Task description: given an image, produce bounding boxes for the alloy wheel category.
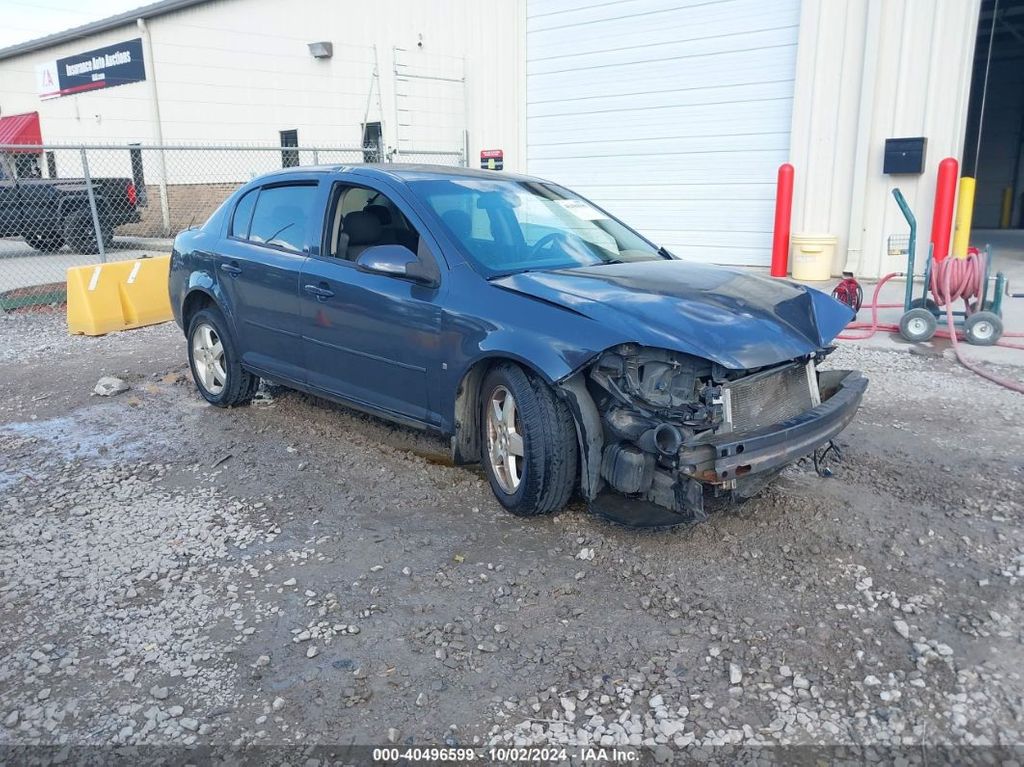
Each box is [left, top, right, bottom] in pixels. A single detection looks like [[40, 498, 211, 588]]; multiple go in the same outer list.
[[191, 322, 227, 395], [486, 385, 525, 493]]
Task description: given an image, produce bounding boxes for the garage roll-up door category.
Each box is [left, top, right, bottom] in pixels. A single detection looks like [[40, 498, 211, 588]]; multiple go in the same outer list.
[[526, 0, 801, 266]]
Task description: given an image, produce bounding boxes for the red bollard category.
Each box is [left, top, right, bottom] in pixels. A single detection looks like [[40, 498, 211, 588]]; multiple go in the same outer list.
[[931, 157, 958, 262], [770, 163, 794, 277]]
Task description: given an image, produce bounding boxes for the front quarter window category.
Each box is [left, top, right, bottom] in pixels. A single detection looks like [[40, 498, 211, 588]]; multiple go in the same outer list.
[[409, 177, 664, 277]]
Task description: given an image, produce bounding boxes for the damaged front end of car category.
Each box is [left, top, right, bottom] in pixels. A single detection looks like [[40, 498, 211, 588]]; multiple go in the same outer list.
[[558, 344, 868, 527]]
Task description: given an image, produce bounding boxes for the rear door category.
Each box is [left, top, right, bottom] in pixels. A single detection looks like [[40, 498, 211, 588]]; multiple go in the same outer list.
[[216, 180, 316, 383]]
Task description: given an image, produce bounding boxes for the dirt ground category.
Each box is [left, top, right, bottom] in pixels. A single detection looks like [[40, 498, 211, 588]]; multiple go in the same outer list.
[[1, 310, 1022, 755]]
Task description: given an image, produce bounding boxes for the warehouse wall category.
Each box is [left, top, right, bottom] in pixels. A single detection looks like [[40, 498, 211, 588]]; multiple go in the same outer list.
[[0, 0, 523, 166], [788, 0, 980, 279], [524, 0, 802, 267]]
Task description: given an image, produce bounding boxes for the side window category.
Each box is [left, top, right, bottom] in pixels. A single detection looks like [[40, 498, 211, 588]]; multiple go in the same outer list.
[[324, 184, 421, 261], [247, 184, 316, 252], [230, 188, 258, 238]]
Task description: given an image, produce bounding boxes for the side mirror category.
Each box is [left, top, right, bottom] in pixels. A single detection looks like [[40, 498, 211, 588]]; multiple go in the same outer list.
[[355, 244, 438, 287]]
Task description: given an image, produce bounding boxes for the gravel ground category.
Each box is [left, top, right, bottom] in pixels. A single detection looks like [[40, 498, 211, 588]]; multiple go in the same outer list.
[[1, 310, 1022, 755]]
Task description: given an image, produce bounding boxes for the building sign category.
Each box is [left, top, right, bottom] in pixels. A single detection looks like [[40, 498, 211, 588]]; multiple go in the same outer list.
[[36, 38, 146, 100], [480, 149, 503, 171]]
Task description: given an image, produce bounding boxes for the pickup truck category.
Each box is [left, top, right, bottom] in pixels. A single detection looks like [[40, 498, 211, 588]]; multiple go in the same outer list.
[[0, 153, 142, 254]]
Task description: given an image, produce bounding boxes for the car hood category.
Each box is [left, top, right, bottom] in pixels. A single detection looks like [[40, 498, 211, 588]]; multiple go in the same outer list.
[[491, 260, 853, 370]]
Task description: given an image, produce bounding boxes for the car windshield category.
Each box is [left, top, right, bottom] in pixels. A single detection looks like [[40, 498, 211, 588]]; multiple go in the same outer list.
[[407, 177, 667, 277]]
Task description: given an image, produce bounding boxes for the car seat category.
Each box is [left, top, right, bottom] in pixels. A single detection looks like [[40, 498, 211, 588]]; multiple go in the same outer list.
[[343, 210, 382, 260]]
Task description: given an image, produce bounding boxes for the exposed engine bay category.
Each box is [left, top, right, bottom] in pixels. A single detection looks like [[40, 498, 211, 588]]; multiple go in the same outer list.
[[582, 343, 836, 523]]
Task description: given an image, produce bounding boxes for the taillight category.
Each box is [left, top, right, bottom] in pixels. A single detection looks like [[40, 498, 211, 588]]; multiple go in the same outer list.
[[126, 182, 137, 206]]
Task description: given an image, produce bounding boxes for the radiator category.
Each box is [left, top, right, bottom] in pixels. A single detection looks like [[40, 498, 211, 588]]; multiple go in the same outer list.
[[722, 362, 819, 433]]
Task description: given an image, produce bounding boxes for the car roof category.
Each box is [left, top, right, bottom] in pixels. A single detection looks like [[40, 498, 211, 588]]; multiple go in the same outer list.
[[255, 163, 544, 185]]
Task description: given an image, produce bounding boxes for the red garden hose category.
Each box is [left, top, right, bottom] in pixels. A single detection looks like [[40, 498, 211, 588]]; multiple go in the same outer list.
[[836, 262, 1024, 393], [937, 256, 1024, 393]]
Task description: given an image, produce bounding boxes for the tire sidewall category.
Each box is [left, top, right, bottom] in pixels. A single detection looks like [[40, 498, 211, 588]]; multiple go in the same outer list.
[[966, 313, 1001, 346], [187, 307, 242, 406], [64, 210, 99, 255], [900, 309, 936, 342]]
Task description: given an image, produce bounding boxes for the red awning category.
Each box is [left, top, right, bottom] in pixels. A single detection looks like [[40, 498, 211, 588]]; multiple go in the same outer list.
[[0, 112, 42, 153]]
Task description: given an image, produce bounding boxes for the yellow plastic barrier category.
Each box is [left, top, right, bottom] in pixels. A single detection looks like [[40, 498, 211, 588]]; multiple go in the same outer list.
[[67, 255, 173, 336]]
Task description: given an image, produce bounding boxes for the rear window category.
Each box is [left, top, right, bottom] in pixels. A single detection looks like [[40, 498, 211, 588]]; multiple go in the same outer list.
[[245, 184, 316, 252]]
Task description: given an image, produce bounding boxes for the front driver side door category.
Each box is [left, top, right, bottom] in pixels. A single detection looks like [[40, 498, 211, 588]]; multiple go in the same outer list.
[[299, 180, 444, 425]]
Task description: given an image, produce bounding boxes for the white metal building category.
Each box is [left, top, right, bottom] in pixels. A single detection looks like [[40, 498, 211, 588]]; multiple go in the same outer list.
[[0, 0, 523, 160], [0, 0, 1013, 279]]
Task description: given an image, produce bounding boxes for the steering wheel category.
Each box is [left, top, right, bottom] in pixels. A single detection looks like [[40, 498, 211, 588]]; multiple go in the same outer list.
[[527, 231, 591, 261]]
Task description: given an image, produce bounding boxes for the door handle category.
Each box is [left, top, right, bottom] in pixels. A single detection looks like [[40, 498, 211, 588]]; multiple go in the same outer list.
[[303, 283, 335, 300], [220, 263, 242, 276]]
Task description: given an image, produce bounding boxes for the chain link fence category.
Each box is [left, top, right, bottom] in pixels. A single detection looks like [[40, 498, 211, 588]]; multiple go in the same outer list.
[[0, 142, 465, 312]]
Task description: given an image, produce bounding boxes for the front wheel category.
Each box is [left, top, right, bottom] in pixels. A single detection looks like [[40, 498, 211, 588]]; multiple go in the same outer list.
[[479, 364, 578, 517], [899, 308, 937, 343], [187, 307, 260, 407]]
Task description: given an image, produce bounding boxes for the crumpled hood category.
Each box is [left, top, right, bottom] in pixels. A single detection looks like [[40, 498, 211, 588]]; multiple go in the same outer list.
[[492, 260, 853, 370]]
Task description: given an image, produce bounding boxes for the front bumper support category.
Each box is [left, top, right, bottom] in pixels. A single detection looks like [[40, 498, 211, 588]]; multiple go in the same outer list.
[[678, 369, 868, 484]]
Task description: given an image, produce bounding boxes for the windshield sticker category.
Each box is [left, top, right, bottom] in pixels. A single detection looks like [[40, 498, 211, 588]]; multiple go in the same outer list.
[[555, 199, 608, 221]]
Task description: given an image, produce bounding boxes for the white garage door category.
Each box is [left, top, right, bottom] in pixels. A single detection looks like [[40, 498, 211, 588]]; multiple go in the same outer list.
[[526, 0, 801, 266]]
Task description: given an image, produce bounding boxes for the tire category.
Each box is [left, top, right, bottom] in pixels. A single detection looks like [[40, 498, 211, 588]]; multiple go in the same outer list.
[[63, 209, 111, 255], [964, 311, 1003, 346], [25, 233, 65, 252], [479, 363, 578, 517], [909, 297, 939, 313], [187, 307, 260, 407], [899, 308, 937, 343]]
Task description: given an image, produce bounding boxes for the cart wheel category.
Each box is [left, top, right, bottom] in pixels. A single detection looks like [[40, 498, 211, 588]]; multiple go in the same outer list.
[[964, 311, 1003, 346], [899, 308, 937, 343], [909, 297, 940, 313]]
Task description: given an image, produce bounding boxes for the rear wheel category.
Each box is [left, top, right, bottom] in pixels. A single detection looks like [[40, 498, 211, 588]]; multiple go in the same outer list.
[[479, 364, 577, 517], [187, 307, 260, 407], [25, 233, 65, 252], [964, 311, 1003, 346], [63, 209, 111, 255]]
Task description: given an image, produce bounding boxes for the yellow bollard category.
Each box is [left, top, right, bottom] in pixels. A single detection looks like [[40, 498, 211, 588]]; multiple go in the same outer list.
[[1000, 186, 1013, 229], [952, 176, 976, 259]]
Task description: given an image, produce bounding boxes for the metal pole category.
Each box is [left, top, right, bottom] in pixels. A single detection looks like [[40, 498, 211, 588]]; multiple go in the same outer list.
[[313, 149, 319, 165], [81, 147, 106, 262], [138, 18, 170, 236]]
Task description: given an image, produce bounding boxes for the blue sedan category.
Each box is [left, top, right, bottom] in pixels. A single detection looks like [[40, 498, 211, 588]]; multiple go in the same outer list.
[[169, 165, 865, 526]]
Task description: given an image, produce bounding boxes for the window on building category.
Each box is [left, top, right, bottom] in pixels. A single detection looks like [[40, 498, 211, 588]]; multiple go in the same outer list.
[[362, 122, 382, 163], [280, 129, 299, 168], [247, 184, 316, 252], [45, 151, 57, 179], [129, 145, 146, 204]]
